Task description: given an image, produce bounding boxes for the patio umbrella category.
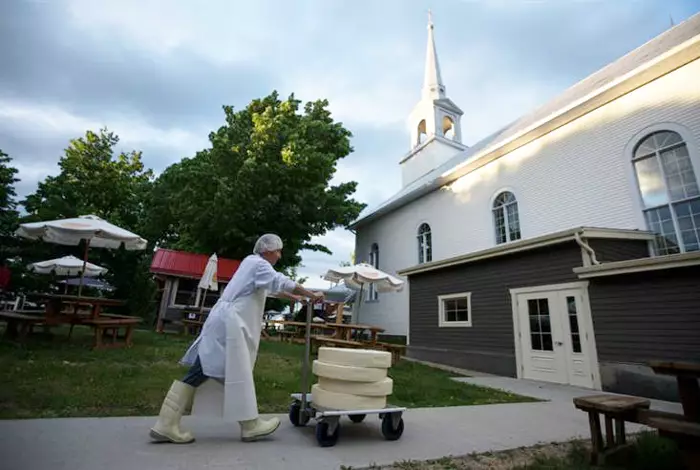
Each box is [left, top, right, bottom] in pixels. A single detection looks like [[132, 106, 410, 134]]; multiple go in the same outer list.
[[197, 253, 218, 313], [28, 255, 108, 277], [323, 263, 405, 324], [15, 214, 147, 296]]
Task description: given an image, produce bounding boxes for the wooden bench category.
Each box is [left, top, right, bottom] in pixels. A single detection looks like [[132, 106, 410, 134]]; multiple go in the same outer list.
[[573, 394, 651, 464], [310, 335, 364, 353], [373, 342, 407, 365], [82, 317, 142, 349], [0, 311, 45, 341]]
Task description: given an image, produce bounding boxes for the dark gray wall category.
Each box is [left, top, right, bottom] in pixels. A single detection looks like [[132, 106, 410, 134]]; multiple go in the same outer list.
[[588, 265, 700, 400], [587, 238, 650, 263], [407, 241, 584, 376]]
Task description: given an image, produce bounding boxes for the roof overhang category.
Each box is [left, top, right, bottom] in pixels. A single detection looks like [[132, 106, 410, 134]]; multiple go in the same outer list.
[[574, 251, 700, 279], [350, 31, 700, 230], [398, 227, 655, 277]]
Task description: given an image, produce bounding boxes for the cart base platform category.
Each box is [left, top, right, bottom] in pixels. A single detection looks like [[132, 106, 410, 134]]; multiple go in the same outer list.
[[289, 392, 406, 447]]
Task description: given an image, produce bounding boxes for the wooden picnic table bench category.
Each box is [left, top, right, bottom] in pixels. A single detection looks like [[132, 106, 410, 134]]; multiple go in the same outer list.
[[372, 342, 407, 365], [573, 394, 651, 464], [310, 335, 365, 353], [0, 310, 45, 341], [82, 316, 142, 349]]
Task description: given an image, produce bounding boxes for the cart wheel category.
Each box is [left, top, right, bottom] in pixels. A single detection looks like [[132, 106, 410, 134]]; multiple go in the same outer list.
[[381, 413, 404, 441], [288, 402, 310, 427], [349, 414, 366, 423], [315, 421, 340, 447]]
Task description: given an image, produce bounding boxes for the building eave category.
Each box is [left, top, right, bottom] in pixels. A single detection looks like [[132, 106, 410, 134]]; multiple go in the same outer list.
[[574, 251, 700, 279], [397, 227, 656, 277]]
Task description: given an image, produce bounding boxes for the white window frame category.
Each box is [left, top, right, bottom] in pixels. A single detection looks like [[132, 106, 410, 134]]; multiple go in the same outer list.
[[625, 123, 700, 256], [437, 292, 472, 327], [630, 129, 700, 255], [491, 190, 521, 245], [368, 243, 379, 302], [417, 222, 432, 264]]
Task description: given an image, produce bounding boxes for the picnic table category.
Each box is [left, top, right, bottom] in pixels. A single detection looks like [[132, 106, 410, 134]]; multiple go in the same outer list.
[[2, 293, 141, 349], [648, 360, 700, 422]]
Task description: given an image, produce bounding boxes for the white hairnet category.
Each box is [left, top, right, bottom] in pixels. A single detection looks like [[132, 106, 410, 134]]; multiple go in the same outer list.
[[253, 233, 284, 254]]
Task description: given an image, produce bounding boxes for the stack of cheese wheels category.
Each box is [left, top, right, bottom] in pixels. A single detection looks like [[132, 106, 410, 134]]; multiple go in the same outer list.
[[311, 347, 393, 410]]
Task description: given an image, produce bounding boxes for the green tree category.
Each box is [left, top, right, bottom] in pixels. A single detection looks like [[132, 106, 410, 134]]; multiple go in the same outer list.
[[145, 91, 366, 273], [0, 150, 20, 265], [21, 129, 157, 318]]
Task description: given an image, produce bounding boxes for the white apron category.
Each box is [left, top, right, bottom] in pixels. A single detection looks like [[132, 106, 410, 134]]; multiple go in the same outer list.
[[180, 285, 268, 423]]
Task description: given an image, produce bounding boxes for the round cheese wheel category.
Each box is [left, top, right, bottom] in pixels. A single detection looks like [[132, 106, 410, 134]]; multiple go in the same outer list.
[[312, 360, 388, 382], [311, 384, 387, 411], [318, 376, 393, 397], [318, 347, 392, 369]]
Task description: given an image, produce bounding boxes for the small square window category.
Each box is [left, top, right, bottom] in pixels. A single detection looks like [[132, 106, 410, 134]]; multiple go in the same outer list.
[[438, 293, 472, 327]]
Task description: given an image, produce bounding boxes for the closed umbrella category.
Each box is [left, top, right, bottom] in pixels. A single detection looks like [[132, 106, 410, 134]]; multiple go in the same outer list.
[[197, 253, 218, 313]]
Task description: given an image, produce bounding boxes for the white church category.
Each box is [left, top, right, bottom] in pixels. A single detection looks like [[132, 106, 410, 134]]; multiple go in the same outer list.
[[349, 12, 700, 398]]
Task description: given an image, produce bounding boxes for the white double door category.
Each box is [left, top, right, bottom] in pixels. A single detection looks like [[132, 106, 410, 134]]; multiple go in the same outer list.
[[512, 283, 599, 389]]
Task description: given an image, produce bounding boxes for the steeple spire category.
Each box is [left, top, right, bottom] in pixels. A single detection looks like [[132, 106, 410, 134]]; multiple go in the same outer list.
[[423, 10, 446, 100]]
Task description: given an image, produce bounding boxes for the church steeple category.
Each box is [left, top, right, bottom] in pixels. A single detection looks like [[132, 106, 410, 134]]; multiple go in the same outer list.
[[408, 11, 464, 151], [423, 10, 446, 100]]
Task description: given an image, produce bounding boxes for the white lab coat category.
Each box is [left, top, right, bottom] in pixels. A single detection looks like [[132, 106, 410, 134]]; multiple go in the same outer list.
[[180, 253, 296, 422]]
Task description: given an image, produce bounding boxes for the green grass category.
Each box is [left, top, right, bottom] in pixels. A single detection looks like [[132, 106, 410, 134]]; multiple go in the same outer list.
[[378, 433, 686, 469], [0, 325, 535, 419]]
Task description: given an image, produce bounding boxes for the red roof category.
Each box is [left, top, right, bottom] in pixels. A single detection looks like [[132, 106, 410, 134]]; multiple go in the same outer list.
[[150, 248, 241, 282]]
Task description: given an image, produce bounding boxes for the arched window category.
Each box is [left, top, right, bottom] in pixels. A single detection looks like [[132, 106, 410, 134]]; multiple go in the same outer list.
[[633, 130, 700, 254], [417, 223, 432, 263], [442, 116, 455, 140], [417, 120, 428, 145], [492, 191, 521, 244], [368, 243, 379, 301]]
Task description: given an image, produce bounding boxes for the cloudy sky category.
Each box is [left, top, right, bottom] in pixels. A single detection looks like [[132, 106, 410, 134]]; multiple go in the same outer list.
[[1, 0, 698, 287]]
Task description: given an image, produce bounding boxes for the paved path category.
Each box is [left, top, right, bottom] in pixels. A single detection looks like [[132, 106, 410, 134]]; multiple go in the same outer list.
[[0, 379, 682, 470]]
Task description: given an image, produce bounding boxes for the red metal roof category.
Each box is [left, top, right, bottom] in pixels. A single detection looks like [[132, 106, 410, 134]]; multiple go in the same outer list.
[[150, 248, 241, 282]]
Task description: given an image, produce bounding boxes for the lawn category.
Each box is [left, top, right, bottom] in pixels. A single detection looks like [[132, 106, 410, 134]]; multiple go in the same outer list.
[[376, 432, 686, 470], [0, 326, 536, 419]]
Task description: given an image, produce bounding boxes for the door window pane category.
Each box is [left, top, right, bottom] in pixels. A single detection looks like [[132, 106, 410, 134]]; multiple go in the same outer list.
[[567, 295, 582, 354], [528, 297, 553, 351]]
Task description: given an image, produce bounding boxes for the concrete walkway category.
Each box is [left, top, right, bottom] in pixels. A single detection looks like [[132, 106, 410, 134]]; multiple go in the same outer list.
[[0, 379, 682, 470]]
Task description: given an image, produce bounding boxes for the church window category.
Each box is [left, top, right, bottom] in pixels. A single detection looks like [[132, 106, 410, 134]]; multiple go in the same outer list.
[[492, 191, 521, 244], [417, 223, 432, 263], [368, 243, 379, 301], [632, 130, 700, 254]]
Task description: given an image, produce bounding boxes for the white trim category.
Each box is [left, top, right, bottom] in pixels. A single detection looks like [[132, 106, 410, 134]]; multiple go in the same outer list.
[[437, 292, 472, 328], [398, 227, 656, 276], [509, 281, 590, 296], [574, 250, 700, 278], [577, 283, 603, 390], [509, 281, 600, 389]]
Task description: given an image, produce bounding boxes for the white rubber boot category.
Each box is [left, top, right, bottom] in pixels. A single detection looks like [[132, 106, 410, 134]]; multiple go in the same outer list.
[[239, 416, 281, 442], [149, 380, 196, 444]]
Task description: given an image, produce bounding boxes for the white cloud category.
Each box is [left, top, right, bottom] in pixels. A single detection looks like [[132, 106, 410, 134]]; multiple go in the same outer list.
[[0, 100, 208, 161]]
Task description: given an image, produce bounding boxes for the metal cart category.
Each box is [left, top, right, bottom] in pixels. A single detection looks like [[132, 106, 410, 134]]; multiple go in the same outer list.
[[288, 302, 406, 447]]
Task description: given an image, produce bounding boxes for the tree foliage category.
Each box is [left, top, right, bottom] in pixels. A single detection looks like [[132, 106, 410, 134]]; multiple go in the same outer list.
[[145, 91, 365, 271], [20, 129, 157, 318], [0, 149, 20, 262]]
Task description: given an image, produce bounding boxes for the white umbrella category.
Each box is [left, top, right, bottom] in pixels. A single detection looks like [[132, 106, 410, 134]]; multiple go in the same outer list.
[[323, 263, 405, 325], [16, 214, 147, 296], [15, 214, 147, 250], [323, 263, 405, 293], [28, 255, 108, 277], [197, 253, 218, 312]]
